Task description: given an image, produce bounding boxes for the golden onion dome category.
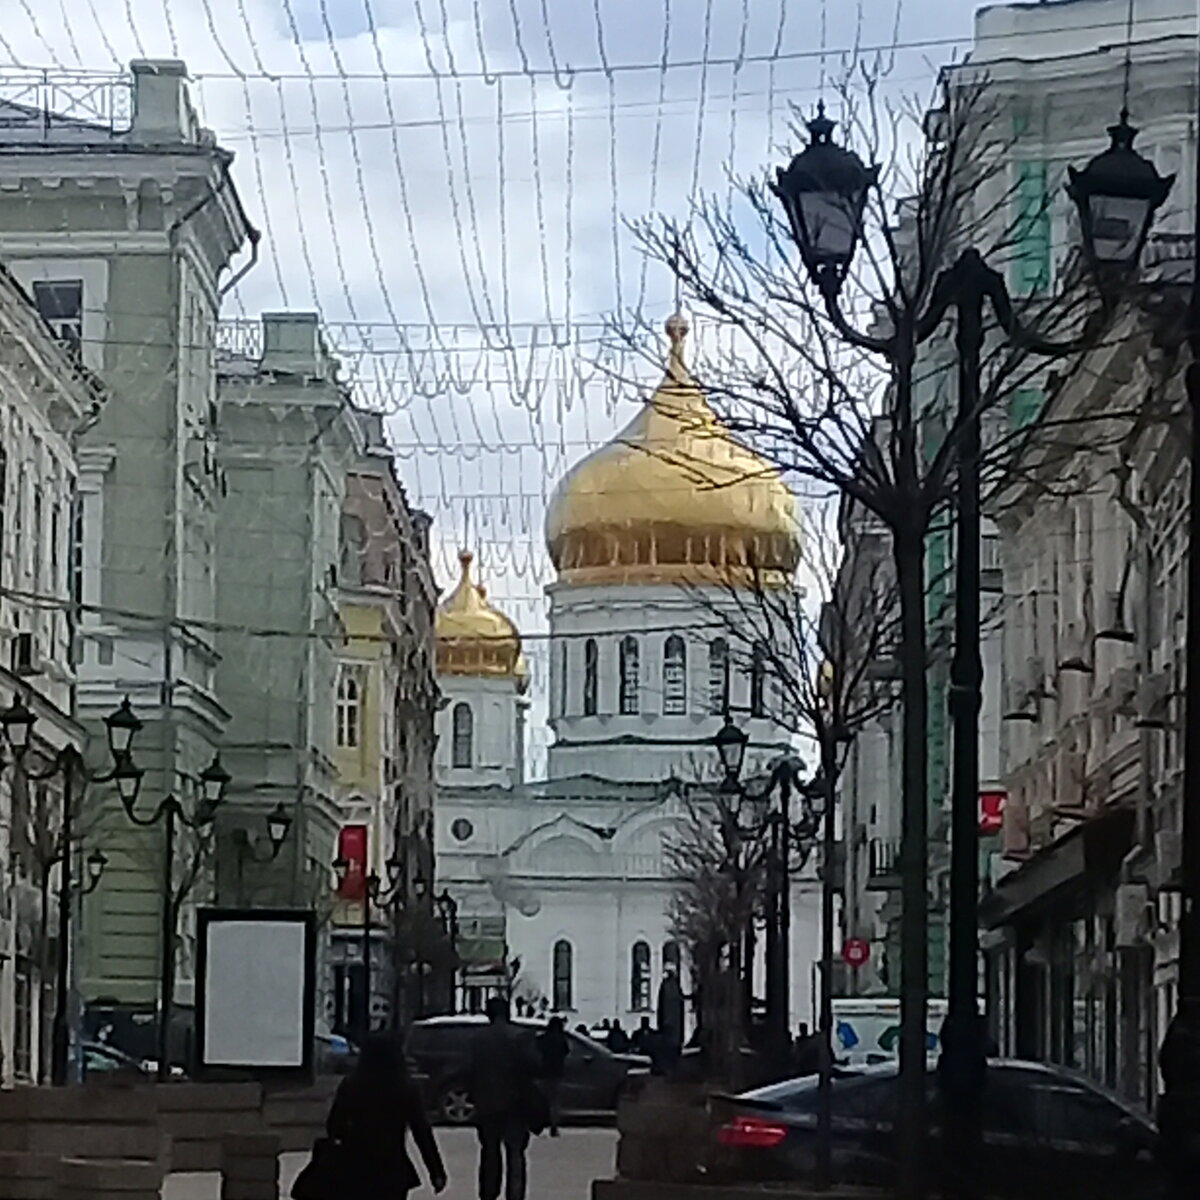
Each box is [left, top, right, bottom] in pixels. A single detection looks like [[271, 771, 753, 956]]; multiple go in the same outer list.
[[435, 551, 525, 684], [545, 315, 800, 586]]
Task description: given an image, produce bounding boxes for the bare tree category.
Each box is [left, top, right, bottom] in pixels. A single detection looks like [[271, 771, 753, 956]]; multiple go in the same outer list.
[[665, 783, 771, 1087], [633, 68, 1107, 1197]]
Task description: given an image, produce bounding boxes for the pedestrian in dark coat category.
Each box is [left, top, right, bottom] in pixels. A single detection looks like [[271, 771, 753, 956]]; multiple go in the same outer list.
[[535, 1015, 570, 1137], [325, 1033, 447, 1197], [469, 997, 542, 1200]]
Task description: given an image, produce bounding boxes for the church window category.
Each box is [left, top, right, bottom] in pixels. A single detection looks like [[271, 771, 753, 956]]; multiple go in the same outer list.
[[619, 636, 640, 715], [663, 940, 681, 976], [336, 669, 361, 749], [583, 637, 598, 716], [552, 939, 573, 1011], [662, 635, 686, 715], [708, 639, 730, 715], [630, 940, 652, 1011], [750, 642, 768, 718], [451, 702, 474, 768]]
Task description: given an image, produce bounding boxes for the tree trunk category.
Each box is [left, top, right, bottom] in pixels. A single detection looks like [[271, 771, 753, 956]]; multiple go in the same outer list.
[[894, 518, 930, 1200]]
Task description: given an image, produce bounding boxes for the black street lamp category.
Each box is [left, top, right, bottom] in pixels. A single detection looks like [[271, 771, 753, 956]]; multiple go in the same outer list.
[[334, 849, 408, 1046], [710, 723, 815, 1055], [775, 103, 1169, 1199], [435, 889, 461, 1014], [1068, 113, 1174, 276], [117, 739, 230, 1082], [714, 717, 749, 791], [0, 694, 140, 1086], [232, 802, 294, 902]]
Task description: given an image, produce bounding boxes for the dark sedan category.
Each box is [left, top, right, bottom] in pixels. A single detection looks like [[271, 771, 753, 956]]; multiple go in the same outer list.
[[408, 1015, 650, 1125], [709, 1058, 1156, 1200]]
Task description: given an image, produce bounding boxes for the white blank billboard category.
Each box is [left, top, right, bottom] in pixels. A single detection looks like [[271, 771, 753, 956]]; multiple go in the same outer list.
[[198, 911, 314, 1072]]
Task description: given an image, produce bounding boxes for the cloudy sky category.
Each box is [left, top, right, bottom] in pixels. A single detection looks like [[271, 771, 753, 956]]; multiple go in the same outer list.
[[1, 0, 992, 766]]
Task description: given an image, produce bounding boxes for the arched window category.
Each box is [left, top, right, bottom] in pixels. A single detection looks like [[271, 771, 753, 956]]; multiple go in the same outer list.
[[583, 637, 599, 716], [336, 669, 361, 748], [663, 940, 681, 976], [750, 642, 768, 718], [552, 939, 573, 1011], [662, 635, 687, 715], [708, 639, 730, 716], [630, 940, 652, 1011], [619, 636, 640, 715], [451, 702, 474, 768]]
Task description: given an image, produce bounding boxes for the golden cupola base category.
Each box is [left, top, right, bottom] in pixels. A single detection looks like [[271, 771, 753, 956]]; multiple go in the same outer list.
[[435, 551, 527, 685], [544, 315, 800, 588]]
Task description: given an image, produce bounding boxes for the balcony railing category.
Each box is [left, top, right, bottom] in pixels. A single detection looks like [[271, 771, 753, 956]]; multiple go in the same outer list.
[[867, 838, 903, 889]]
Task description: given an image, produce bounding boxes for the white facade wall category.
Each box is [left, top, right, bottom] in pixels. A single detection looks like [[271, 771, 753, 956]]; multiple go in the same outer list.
[[435, 787, 822, 1029], [546, 581, 797, 783]]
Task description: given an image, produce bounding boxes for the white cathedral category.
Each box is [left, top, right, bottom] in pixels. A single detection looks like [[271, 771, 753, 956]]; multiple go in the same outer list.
[[432, 316, 822, 1029]]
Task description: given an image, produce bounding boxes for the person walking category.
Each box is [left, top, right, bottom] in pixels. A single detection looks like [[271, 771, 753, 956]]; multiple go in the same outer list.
[[536, 1016, 570, 1137], [605, 1019, 630, 1053], [321, 1033, 447, 1198], [469, 996, 542, 1200]]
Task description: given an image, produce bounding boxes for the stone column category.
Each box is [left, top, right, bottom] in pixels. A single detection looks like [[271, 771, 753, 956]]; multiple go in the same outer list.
[[220, 1132, 281, 1200]]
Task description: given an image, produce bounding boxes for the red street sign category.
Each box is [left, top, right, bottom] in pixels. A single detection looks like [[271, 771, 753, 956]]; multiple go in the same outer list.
[[979, 790, 1006, 835], [842, 938, 870, 967]]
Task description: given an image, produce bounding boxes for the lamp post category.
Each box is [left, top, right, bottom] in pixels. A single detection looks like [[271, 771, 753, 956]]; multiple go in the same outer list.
[[116, 743, 230, 1082], [712, 719, 816, 1054], [232, 802, 294, 902], [774, 105, 1170, 1199], [0, 694, 140, 1086], [334, 850, 404, 1046], [435, 889, 460, 1013]]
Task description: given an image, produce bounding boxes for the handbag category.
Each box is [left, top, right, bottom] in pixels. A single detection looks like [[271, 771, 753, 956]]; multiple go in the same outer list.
[[291, 1137, 346, 1200]]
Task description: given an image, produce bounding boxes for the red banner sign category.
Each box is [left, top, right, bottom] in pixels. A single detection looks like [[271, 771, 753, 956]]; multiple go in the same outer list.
[[842, 938, 871, 968], [338, 825, 368, 899], [979, 791, 1006, 836]]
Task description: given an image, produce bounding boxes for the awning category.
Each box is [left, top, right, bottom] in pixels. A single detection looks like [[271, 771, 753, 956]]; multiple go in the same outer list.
[[980, 805, 1136, 929]]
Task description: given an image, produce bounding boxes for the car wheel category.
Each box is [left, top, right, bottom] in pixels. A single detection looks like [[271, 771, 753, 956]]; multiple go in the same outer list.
[[440, 1082, 475, 1125]]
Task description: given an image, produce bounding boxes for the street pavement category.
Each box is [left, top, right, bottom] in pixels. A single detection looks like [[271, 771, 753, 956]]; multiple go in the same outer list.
[[163, 1127, 618, 1200]]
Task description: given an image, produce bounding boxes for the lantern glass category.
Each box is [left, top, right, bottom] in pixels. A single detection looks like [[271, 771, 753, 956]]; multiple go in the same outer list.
[[333, 857, 350, 886], [200, 756, 230, 808], [87, 850, 108, 885], [714, 719, 748, 786], [798, 191, 862, 269], [385, 854, 404, 885], [266, 803, 291, 851], [114, 758, 144, 811], [105, 698, 141, 759], [0, 695, 35, 754], [1086, 193, 1154, 266]]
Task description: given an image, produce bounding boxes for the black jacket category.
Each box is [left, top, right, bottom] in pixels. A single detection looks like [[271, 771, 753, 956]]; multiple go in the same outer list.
[[536, 1027, 570, 1079], [468, 1021, 540, 1121], [327, 1072, 444, 1193]]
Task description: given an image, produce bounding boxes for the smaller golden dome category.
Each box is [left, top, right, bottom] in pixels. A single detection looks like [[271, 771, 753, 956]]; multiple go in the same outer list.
[[435, 551, 525, 682]]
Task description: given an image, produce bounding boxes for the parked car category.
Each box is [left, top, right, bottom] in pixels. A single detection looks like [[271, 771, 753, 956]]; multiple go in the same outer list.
[[709, 1058, 1156, 1200], [407, 1014, 650, 1125], [316, 1031, 357, 1074], [81, 1040, 149, 1081]]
